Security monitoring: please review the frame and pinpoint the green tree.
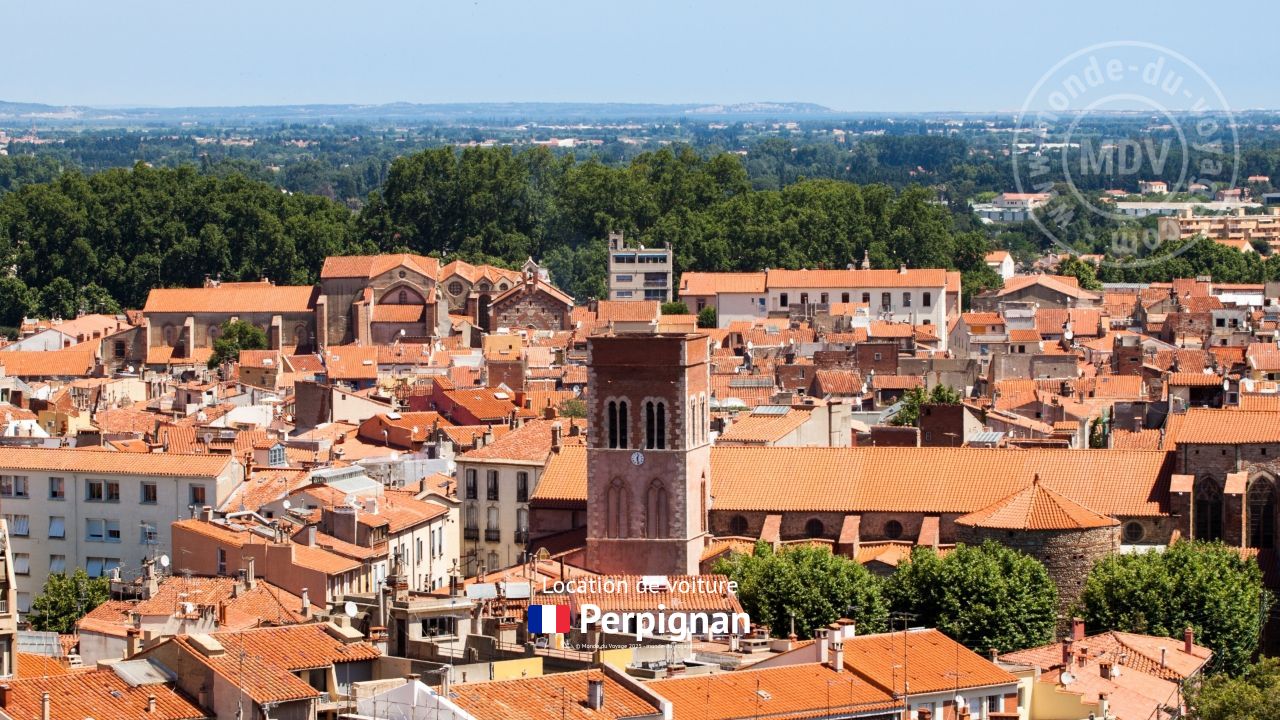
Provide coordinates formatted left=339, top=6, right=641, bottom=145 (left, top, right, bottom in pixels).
left=29, top=568, right=110, bottom=634
left=890, top=383, right=964, bottom=427
left=0, top=276, right=34, bottom=329
left=714, top=542, right=888, bottom=639
left=1081, top=540, right=1272, bottom=674
left=885, top=542, right=1058, bottom=653
left=208, top=319, right=268, bottom=368
left=697, top=306, right=717, bottom=328
left=1057, top=255, right=1104, bottom=290
left=660, top=301, right=689, bottom=315
left=38, top=277, right=79, bottom=319
left=1187, top=657, right=1280, bottom=719
left=557, top=397, right=587, bottom=418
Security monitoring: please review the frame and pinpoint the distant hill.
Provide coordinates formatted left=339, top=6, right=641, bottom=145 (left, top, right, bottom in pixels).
left=0, top=100, right=839, bottom=126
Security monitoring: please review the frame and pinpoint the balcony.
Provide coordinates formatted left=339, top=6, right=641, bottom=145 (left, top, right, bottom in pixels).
left=514, top=530, right=529, bottom=544
left=464, top=527, right=479, bottom=541
left=485, top=528, right=501, bottom=543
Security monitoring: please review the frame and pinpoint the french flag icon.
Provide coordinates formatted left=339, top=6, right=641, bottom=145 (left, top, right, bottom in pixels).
left=527, top=604, right=571, bottom=634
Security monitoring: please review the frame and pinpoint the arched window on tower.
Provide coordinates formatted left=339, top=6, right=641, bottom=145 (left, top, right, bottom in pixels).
left=618, top=400, right=628, bottom=448
left=607, top=401, right=618, bottom=449
left=606, top=478, right=629, bottom=538
left=645, top=401, right=666, bottom=449
left=646, top=480, right=669, bottom=539
left=1194, top=476, right=1223, bottom=541
left=1248, top=476, right=1277, bottom=549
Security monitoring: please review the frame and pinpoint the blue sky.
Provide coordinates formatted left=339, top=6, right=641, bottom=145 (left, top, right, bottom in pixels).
left=11, top=0, right=1274, bottom=111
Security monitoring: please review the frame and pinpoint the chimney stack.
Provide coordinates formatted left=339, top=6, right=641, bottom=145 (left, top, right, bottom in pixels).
left=828, top=628, right=844, bottom=672
left=1100, top=661, right=1114, bottom=680
left=1061, top=638, right=1074, bottom=666
left=201, top=505, right=213, bottom=522
left=1072, top=617, right=1085, bottom=641
left=586, top=678, right=605, bottom=710
left=551, top=423, right=562, bottom=453
left=1160, top=647, right=1167, bottom=668
left=1099, top=692, right=1110, bottom=719
left=245, top=558, right=256, bottom=590
left=147, top=694, right=157, bottom=713
left=301, top=588, right=311, bottom=619
left=126, top=627, right=141, bottom=658
left=305, top=525, right=317, bottom=547
left=1184, top=626, right=1194, bottom=654
left=40, top=691, right=49, bottom=720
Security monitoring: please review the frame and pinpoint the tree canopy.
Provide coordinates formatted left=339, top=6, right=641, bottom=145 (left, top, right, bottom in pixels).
left=1081, top=541, right=1272, bottom=675
left=890, top=383, right=964, bottom=427
left=208, top=319, right=269, bottom=368
left=1187, top=657, right=1280, bottom=720
left=29, top=569, right=111, bottom=635
left=884, top=542, right=1058, bottom=653
left=714, top=542, right=888, bottom=639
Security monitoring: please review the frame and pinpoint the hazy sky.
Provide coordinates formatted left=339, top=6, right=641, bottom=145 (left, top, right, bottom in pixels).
left=11, top=0, right=1275, bottom=111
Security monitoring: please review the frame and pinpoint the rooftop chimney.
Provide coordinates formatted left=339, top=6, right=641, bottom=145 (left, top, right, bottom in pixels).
left=305, top=525, right=317, bottom=547
left=244, top=557, right=256, bottom=590
left=1160, top=647, right=1167, bottom=668
left=586, top=678, right=604, bottom=710
left=1099, top=692, right=1110, bottom=719
left=551, top=422, right=562, bottom=454
left=1100, top=661, right=1114, bottom=680
left=126, top=627, right=141, bottom=658
left=40, top=691, right=49, bottom=720
left=147, top=694, right=157, bottom=714
left=1072, top=617, right=1085, bottom=641
left=301, top=588, right=311, bottom=619
left=1062, top=638, right=1074, bottom=666
left=828, top=636, right=844, bottom=672
left=201, top=505, right=213, bottom=522
left=1184, top=626, right=1194, bottom=654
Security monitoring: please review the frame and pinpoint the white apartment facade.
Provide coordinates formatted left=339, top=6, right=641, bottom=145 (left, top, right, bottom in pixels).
left=0, top=448, right=243, bottom=612
left=607, top=231, right=674, bottom=302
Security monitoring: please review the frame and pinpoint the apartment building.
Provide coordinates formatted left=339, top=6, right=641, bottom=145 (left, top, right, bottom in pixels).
left=1157, top=206, right=1280, bottom=251
left=0, top=448, right=243, bottom=610
left=455, top=418, right=584, bottom=575
left=606, top=231, right=673, bottom=302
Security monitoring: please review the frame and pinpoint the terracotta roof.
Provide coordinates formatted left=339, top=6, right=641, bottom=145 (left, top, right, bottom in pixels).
left=766, top=268, right=949, bottom=289
left=143, top=282, right=315, bottom=314
left=1002, top=630, right=1211, bottom=682
left=439, top=424, right=513, bottom=448
left=534, top=446, right=1172, bottom=517
left=1238, top=394, right=1280, bottom=412
left=718, top=408, right=813, bottom=444
left=1172, top=408, right=1280, bottom=444
left=652, top=662, right=899, bottom=719
left=955, top=476, right=1119, bottom=530
left=76, top=599, right=137, bottom=637
left=1008, top=328, right=1043, bottom=342
left=320, top=253, right=440, bottom=279
left=962, top=312, right=1004, bottom=326
left=594, top=300, right=660, bottom=323
left=868, top=321, right=915, bottom=338
left=0, top=668, right=205, bottom=720
left=1037, top=308, right=1105, bottom=337
left=490, top=277, right=575, bottom=308
left=813, top=369, right=863, bottom=396
left=1168, top=372, right=1224, bottom=387
left=840, top=629, right=1019, bottom=694
left=679, top=272, right=768, bottom=295
left=90, top=408, right=162, bottom=436
left=14, top=652, right=70, bottom=678
left=0, top=448, right=233, bottom=477
left=324, top=346, right=379, bottom=381
left=986, top=250, right=1012, bottom=263
left=370, top=304, right=425, bottom=323
left=998, top=274, right=1100, bottom=300
left=871, top=374, right=924, bottom=390
left=0, top=347, right=97, bottom=377
left=443, top=387, right=520, bottom=422
left=451, top=668, right=660, bottom=720
left=459, top=418, right=586, bottom=462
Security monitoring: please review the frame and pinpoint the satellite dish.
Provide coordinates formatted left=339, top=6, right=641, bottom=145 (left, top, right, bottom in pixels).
left=159, top=554, right=170, bottom=569
left=344, top=601, right=357, bottom=617
left=181, top=602, right=195, bottom=614
left=1060, top=670, right=1076, bottom=685
left=1064, top=330, right=1074, bottom=341
left=282, top=499, right=292, bottom=510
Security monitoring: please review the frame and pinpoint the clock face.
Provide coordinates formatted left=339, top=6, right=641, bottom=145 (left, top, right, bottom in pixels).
left=630, top=451, right=645, bottom=467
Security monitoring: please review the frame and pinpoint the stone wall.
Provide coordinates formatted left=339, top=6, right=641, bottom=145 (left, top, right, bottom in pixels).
left=489, top=289, right=569, bottom=332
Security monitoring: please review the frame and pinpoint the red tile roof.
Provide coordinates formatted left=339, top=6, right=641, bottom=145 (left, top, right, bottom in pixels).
left=451, top=668, right=660, bottom=720
left=766, top=268, right=949, bottom=289
left=370, top=304, right=426, bottom=323
left=718, top=408, right=813, bottom=444
left=0, top=447, right=233, bottom=477
left=320, top=253, right=440, bottom=279
left=0, top=668, right=205, bottom=720
left=679, top=272, right=768, bottom=295
left=594, top=300, right=661, bottom=323
left=1172, top=408, right=1280, bottom=444
left=143, top=282, right=315, bottom=314
left=459, top=418, right=587, bottom=462
left=652, top=661, right=898, bottom=719
left=0, top=347, right=98, bottom=377
left=955, top=476, right=1119, bottom=530
left=324, top=346, right=379, bottom=381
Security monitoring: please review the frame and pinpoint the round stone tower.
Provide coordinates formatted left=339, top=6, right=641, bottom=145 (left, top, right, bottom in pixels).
left=955, top=475, right=1120, bottom=623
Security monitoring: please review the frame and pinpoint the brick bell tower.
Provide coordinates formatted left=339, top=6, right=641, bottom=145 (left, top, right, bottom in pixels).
left=585, top=330, right=713, bottom=575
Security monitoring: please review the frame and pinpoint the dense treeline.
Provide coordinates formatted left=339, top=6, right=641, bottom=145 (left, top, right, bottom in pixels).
left=0, top=146, right=1000, bottom=327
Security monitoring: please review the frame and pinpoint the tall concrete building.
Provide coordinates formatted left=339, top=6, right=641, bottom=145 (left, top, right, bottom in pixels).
left=584, top=330, right=712, bottom=575
left=606, top=231, right=673, bottom=302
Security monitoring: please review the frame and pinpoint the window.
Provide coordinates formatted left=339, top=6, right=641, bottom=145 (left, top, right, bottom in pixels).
left=799, top=293, right=809, bottom=306
left=607, top=400, right=629, bottom=449
left=841, top=292, right=850, bottom=303
left=645, top=400, right=666, bottom=450
left=779, top=293, right=789, bottom=308
left=87, top=558, right=119, bottom=579
left=615, top=274, right=633, bottom=283
left=819, top=293, right=828, bottom=304
left=465, top=470, right=478, bottom=500
left=0, top=475, right=28, bottom=498
left=486, top=470, right=499, bottom=501
left=114, top=340, right=126, bottom=356
left=106, top=481, right=120, bottom=502
left=217, top=548, right=226, bottom=576
left=902, top=292, right=912, bottom=307
left=4, top=515, right=27, bottom=537
left=1123, top=522, right=1145, bottom=543
left=804, top=518, right=825, bottom=538
left=49, top=477, right=64, bottom=500
left=421, top=616, right=457, bottom=638
left=516, top=472, right=529, bottom=503
left=105, top=519, right=121, bottom=543
left=729, top=515, right=749, bottom=535
left=86, top=518, right=105, bottom=542
left=486, top=506, right=499, bottom=530
left=12, top=554, right=28, bottom=576
left=1247, top=477, right=1276, bottom=549
left=141, top=482, right=158, bottom=504
left=616, top=290, right=633, bottom=298
left=49, top=555, right=66, bottom=574
left=880, top=292, right=891, bottom=308
left=884, top=520, right=904, bottom=539
left=861, top=292, right=870, bottom=304
left=269, top=446, right=285, bottom=466
left=189, top=484, right=207, bottom=506
left=86, top=480, right=104, bottom=502
left=47, top=516, right=64, bottom=539
left=988, top=696, right=1001, bottom=712
left=141, top=525, right=158, bottom=545
left=15, top=593, right=28, bottom=614
left=464, top=504, right=478, bottom=530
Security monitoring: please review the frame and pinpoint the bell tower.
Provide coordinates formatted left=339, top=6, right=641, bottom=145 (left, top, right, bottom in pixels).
left=585, top=331, right=712, bottom=575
